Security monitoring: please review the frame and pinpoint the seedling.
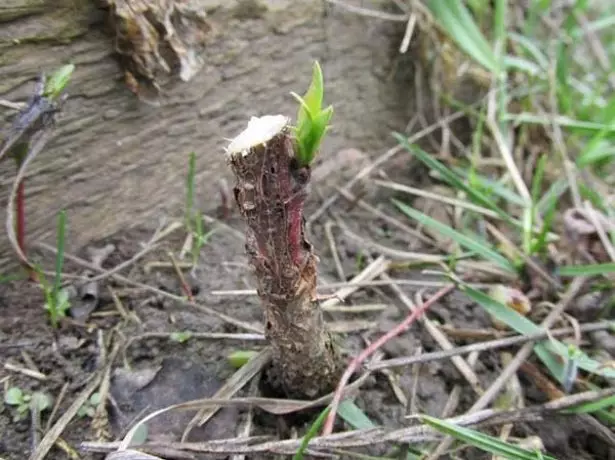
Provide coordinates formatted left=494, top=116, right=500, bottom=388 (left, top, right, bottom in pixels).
left=36, top=210, right=71, bottom=328
left=77, top=392, right=102, bottom=418
left=4, top=387, right=52, bottom=422
left=0, top=64, right=74, bottom=277
left=170, top=331, right=192, bottom=343
left=184, top=151, right=216, bottom=267
left=290, top=61, right=334, bottom=166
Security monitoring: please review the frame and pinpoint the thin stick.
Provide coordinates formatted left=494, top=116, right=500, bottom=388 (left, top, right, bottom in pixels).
left=370, top=320, right=611, bottom=371
left=168, top=251, right=194, bottom=302
left=308, top=110, right=468, bottom=225
left=322, top=283, right=456, bottom=435
left=325, top=0, right=408, bottom=22
left=6, top=130, right=53, bottom=270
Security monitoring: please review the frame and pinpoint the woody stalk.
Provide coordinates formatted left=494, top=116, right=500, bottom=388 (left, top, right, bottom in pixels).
left=225, top=63, right=342, bottom=399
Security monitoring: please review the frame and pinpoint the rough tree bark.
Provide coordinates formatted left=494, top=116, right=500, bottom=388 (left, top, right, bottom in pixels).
left=226, top=115, right=342, bottom=399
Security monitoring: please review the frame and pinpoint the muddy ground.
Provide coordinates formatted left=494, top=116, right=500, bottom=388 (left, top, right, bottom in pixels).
left=1, top=169, right=612, bottom=460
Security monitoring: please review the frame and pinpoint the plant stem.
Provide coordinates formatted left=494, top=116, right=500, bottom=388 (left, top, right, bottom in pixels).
left=16, top=178, right=26, bottom=258
left=226, top=115, right=342, bottom=399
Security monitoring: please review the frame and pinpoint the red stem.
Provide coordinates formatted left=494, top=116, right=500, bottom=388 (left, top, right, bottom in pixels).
left=322, top=283, right=456, bottom=435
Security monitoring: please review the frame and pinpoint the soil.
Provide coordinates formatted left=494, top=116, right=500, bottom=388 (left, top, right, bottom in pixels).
left=1, top=184, right=612, bottom=460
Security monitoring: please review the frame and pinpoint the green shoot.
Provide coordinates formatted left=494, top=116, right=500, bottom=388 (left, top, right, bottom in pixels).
left=170, top=331, right=193, bottom=343
left=461, top=284, right=615, bottom=383
left=37, top=210, right=70, bottom=328
left=227, top=350, right=259, bottom=369
left=185, top=151, right=196, bottom=233
left=4, top=387, right=53, bottom=422
left=559, top=262, right=615, bottom=277
left=293, top=406, right=330, bottom=460
left=184, top=151, right=215, bottom=267
left=43, top=64, right=75, bottom=101
left=290, top=61, right=333, bottom=166
left=77, top=392, right=102, bottom=418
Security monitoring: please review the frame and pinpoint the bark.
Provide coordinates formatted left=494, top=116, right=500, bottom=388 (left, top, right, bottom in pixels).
left=227, top=116, right=342, bottom=399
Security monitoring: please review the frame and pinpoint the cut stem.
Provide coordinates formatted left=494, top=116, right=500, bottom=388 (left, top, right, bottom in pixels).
left=226, top=115, right=342, bottom=399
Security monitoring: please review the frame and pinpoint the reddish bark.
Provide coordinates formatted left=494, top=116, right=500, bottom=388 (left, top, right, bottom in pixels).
left=227, top=122, right=342, bottom=399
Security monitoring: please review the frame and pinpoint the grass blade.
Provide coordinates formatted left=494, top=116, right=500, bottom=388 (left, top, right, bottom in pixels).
left=421, top=415, right=555, bottom=459
left=185, top=152, right=196, bottom=231
left=52, top=210, right=66, bottom=303
left=293, top=406, right=330, bottom=460
left=559, top=262, right=615, bottom=277
left=427, top=0, right=498, bottom=73
left=564, top=393, right=615, bottom=414
left=337, top=400, right=376, bottom=429
left=462, top=284, right=615, bottom=382
left=394, top=133, right=512, bottom=222
left=393, top=199, right=517, bottom=274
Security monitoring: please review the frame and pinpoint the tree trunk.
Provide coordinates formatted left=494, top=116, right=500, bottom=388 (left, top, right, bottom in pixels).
left=227, top=115, right=342, bottom=399
left=0, top=0, right=412, bottom=273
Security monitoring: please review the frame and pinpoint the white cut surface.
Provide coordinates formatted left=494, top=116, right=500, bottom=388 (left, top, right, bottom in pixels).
left=226, top=115, right=289, bottom=157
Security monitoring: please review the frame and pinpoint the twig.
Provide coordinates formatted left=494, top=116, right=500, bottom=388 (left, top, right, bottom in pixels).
left=6, top=130, right=53, bottom=271
left=37, top=243, right=263, bottom=334
left=211, top=278, right=495, bottom=297
left=181, top=348, right=271, bottom=441
left=369, top=320, right=612, bottom=371
left=399, top=12, right=417, bottom=53
left=374, top=179, right=501, bottom=218
left=3, top=362, right=47, bottom=381
left=81, top=388, right=615, bottom=456
left=486, top=81, right=531, bottom=203
left=325, top=0, right=408, bottom=22
left=167, top=251, right=194, bottom=302
left=322, top=283, right=456, bottom=435
left=29, top=345, right=119, bottom=460
left=308, top=110, right=469, bottom=225
left=335, top=186, right=436, bottom=248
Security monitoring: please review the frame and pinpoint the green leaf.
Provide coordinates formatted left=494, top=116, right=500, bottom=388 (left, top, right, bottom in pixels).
left=295, top=62, right=324, bottom=133
left=170, top=331, right=193, bottom=343
left=559, top=262, right=615, bottom=277
left=564, top=393, right=615, bottom=414
left=426, top=0, right=498, bottom=73
left=4, top=387, right=24, bottom=406
left=422, top=415, right=555, bottom=460
left=43, top=64, right=75, bottom=101
left=30, top=392, right=52, bottom=412
left=292, top=61, right=333, bottom=166
left=393, top=199, right=517, bottom=274
left=132, top=423, right=148, bottom=445
left=89, top=392, right=102, bottom=406
left=337, top=400, right=376, bottom=429
left=462, top=285, right=615, bottom=383
left=227, top=350, right=258, bottom=369
left=293, top=406, right=330, bottom=460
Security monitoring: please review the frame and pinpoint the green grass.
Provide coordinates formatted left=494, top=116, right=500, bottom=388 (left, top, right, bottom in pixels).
left=36, top=210, right=70, bottom=328
left=385, top=0, right=615, bottom=457
left=184, top=151, right=215, bottom=267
